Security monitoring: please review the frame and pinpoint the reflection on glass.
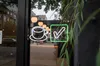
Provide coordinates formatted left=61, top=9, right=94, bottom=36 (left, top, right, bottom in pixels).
left=30, top=0, right=100, bottom=66
left=0, top=2, right=17, bottom=66
left=30, top=1, right=61, bottom=66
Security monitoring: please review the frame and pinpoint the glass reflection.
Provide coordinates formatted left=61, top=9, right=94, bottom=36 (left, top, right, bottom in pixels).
left=0, top=2, right=17, bottom=66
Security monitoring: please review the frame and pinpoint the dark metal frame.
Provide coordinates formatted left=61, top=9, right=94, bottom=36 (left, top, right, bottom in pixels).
left=16, top=0, right=31, bottom=66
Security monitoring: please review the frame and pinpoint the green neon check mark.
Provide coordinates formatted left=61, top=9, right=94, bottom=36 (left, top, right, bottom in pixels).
left=53, top=27, right=66, bottom=39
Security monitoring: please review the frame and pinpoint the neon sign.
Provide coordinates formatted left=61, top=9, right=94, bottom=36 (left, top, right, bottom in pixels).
left=29, top=26, right=48, bottom=41
left=29, top=24, right=69, bottom=42
left=53, top=27, right=66, bottom=39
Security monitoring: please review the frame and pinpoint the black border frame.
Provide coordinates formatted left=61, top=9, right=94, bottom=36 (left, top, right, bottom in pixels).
left=16, top=0, right=31, bottom=66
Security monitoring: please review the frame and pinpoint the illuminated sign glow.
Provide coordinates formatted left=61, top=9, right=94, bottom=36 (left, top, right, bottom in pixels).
left=50, top=24, right=69, bottom=42
left=29, top=24, right=69, bottom=42
left=53, top=27, right=66, bottom=39
left=29, top=26, right=48, bottom=41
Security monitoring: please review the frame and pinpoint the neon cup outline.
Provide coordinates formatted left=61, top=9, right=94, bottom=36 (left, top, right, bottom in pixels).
left=29, top=26, right=48, bottom=41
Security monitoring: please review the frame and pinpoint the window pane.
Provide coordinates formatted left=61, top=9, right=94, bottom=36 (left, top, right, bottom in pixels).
left=30, top=1, right=69, bottom=66
left=0, top=1, right=18, bottom=66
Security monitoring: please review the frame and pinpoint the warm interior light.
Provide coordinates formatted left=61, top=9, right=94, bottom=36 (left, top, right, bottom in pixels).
left=42, top=24, right=47, bottom=28
left=46, top=27, right=49, bottom=31
left=31, top=17, right=38, bottom=23
left=38, top=22, right=43, bottom=26
left=48, top=28, right=51, bottom=31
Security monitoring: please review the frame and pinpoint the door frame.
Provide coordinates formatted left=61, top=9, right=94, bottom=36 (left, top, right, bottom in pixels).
left=16, top=0, right=31, bottom=66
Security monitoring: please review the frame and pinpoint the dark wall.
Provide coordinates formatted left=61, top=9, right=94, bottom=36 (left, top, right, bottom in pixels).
left=78, top=0, right=100, bottom=66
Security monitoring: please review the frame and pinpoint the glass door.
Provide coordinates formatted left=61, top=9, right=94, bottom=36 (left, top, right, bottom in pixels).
left=0, top=1, right=17, bottom=66
left=29, top=1, right=70, bottom=66
left=3, top=0, right=99, bottom=66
